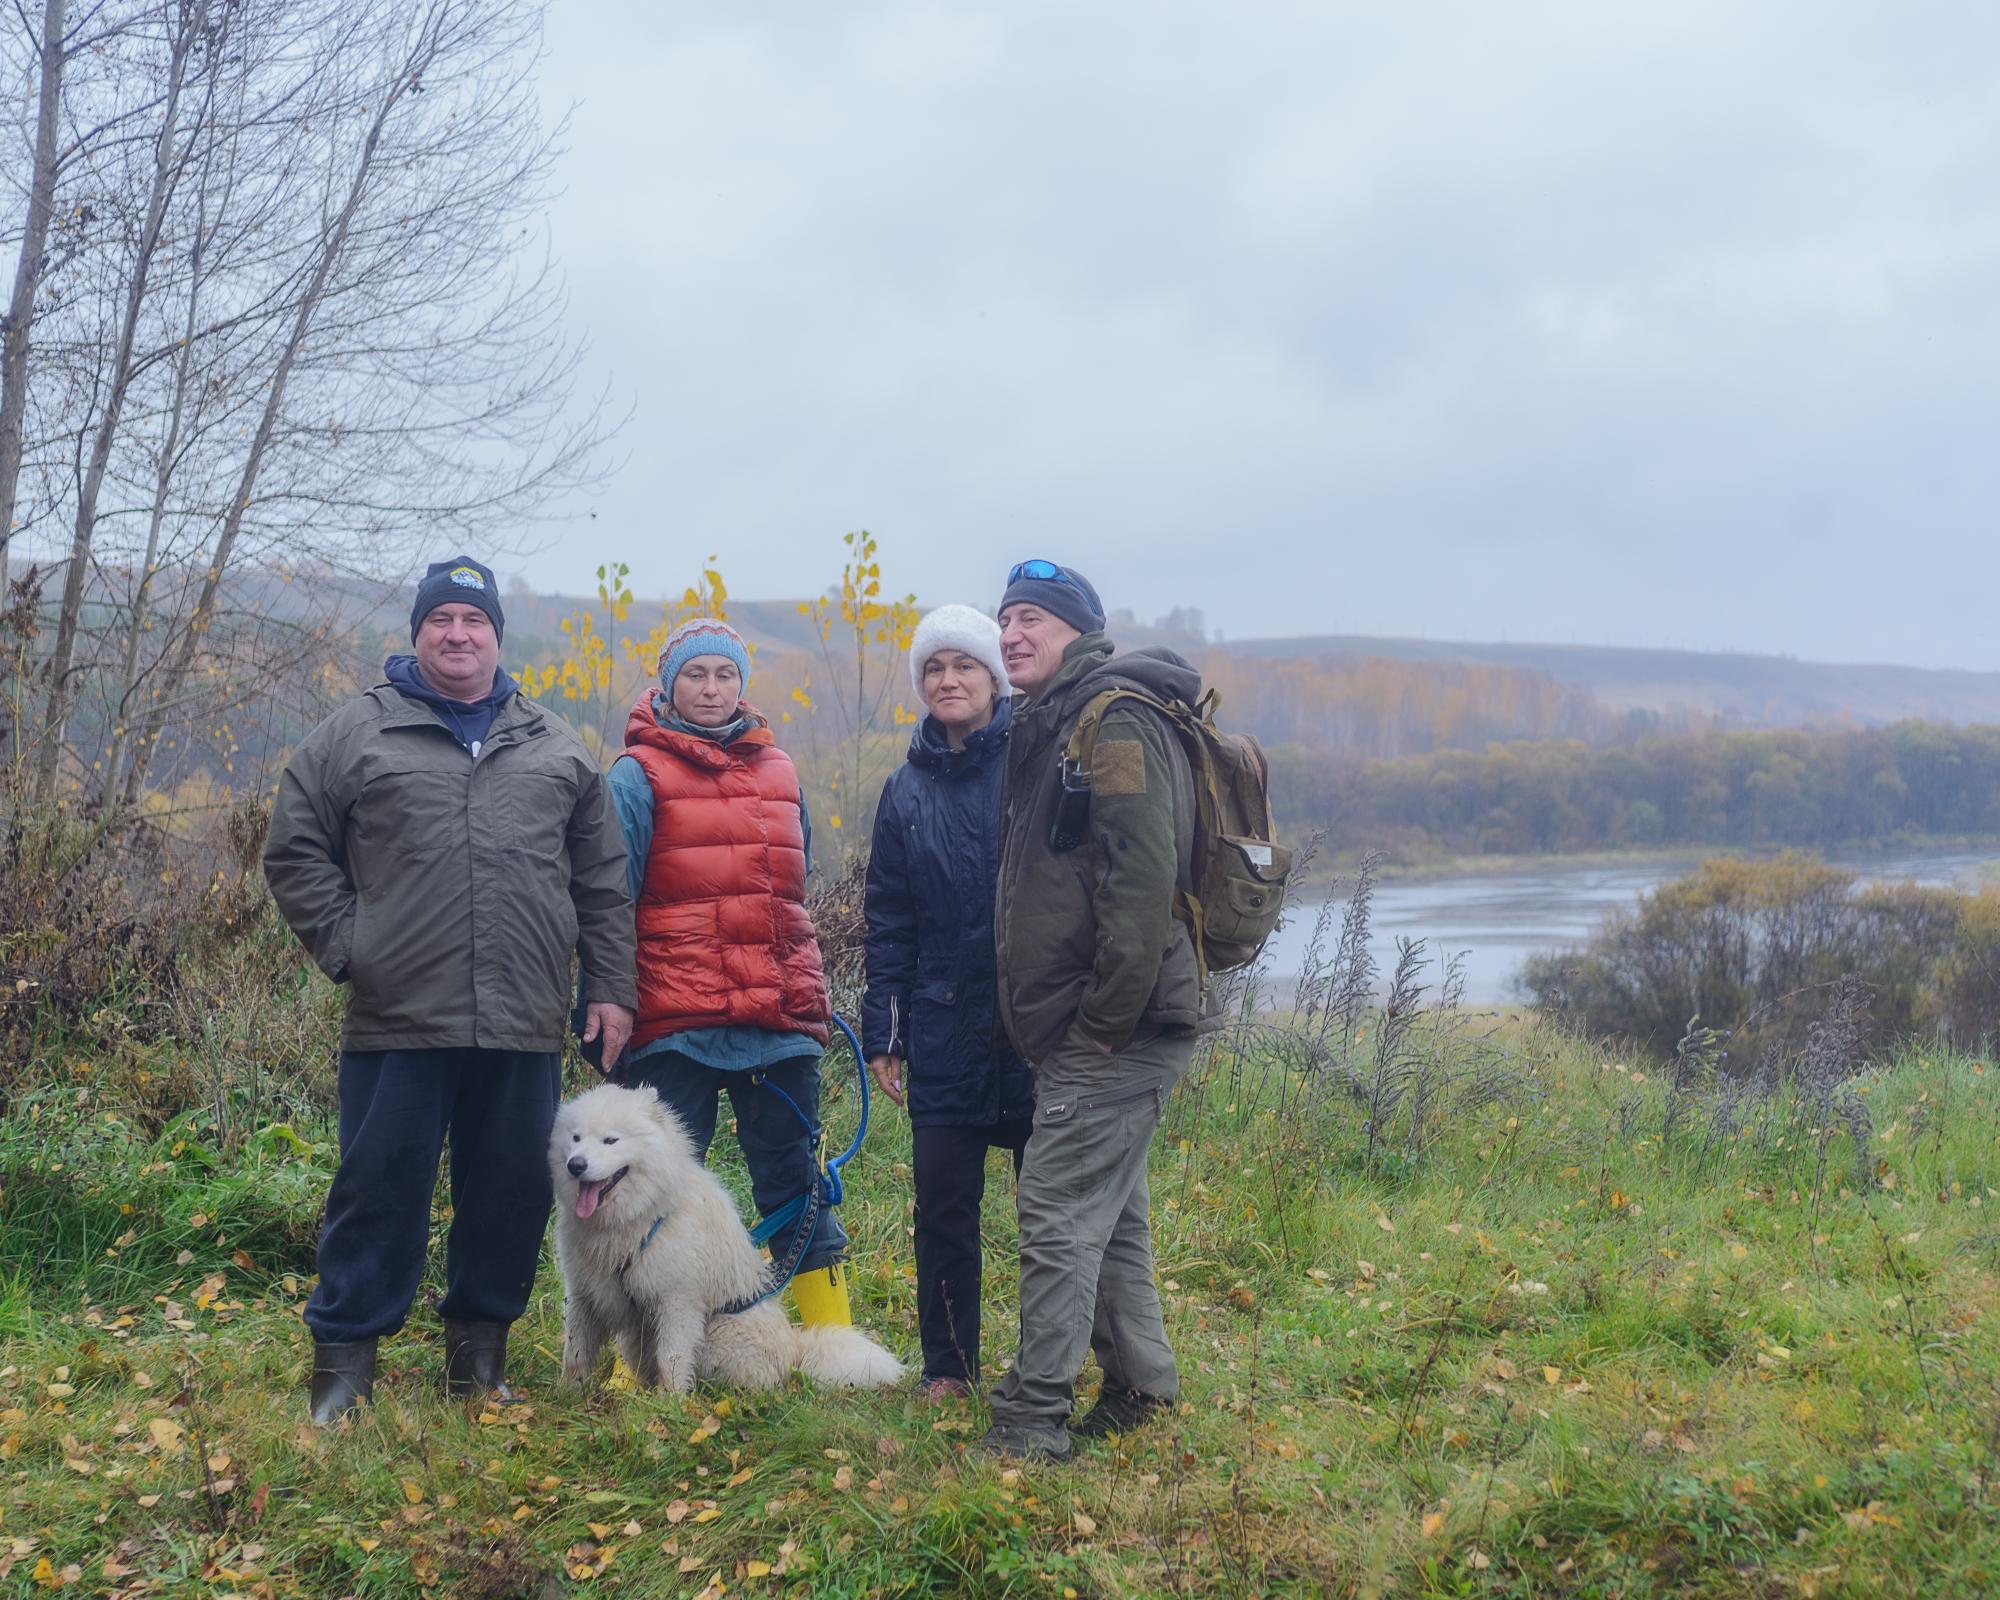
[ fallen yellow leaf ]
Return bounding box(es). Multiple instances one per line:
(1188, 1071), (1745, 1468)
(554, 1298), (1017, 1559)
(1421, 1511), (1445, 1538)
(1073, 1511), (1098, 1536)
(401, 1479), (424, 1504)
(1543, 1367), (1562, 1386)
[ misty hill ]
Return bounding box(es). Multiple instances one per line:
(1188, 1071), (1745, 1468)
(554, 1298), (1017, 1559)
(1221, 634), (2000, 729)
(344, 578), (2000, 733)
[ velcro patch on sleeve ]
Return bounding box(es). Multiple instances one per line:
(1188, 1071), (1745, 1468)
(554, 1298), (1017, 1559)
(1093, 738), (1148, 796)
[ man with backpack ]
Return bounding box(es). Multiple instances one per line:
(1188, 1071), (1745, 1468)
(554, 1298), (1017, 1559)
(980, 560), (1237, 1461)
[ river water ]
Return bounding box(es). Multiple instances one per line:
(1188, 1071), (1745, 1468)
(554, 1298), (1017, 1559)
(1261, 847), (2000, 1006)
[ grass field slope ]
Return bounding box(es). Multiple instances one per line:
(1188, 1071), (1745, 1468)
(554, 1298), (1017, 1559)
(1, 1017), (1995, 1598)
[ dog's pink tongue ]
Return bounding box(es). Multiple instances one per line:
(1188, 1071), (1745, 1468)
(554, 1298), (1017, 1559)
(574, 1181), (602, 1220)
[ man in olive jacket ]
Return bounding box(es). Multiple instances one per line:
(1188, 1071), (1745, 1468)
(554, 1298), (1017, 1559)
(982, 560), (1212, 1461)
(264, 556), (636, 1424)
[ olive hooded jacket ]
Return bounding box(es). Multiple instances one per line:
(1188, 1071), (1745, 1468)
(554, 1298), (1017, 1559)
(993, 633), (1212, 1065)
(263, 674), (637, 1052)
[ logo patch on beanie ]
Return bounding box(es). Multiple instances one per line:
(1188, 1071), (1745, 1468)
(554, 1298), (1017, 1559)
(449, 565), (486, 590)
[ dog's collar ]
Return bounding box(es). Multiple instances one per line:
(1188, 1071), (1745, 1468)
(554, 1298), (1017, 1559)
(615, 1215), (667, 1283)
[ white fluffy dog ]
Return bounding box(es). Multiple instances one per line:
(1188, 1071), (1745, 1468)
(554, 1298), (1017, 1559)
(549, 1083), (904, 1393)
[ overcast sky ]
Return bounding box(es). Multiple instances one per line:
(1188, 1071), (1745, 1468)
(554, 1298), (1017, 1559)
(525, 1), (2000, 670)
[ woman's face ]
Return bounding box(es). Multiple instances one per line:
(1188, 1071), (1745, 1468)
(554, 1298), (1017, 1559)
(922, 650), (998, 733)
(672, 654), (744, 726)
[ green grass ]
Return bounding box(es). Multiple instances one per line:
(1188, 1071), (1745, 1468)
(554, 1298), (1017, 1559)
(3, 1030), (1999, 1597)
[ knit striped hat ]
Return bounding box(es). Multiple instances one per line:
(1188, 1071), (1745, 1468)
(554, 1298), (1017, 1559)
(657, 617), (751, 694)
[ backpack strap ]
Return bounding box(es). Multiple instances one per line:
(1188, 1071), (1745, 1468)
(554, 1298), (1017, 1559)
(1061, 687), (1219, 989)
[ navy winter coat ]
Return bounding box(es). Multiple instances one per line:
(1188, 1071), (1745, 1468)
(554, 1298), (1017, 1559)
(861, 699), (1034, 1129)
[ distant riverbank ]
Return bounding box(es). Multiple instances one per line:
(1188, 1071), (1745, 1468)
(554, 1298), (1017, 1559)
(1295, 834), (2000, 888)
(1268, 842), (2000, 1005)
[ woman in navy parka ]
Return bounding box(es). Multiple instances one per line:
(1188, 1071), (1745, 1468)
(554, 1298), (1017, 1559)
(862, 605), (1034, 1398)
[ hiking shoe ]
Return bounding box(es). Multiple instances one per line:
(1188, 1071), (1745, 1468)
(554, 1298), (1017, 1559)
(974, 1421), (1072, 1463)
(917, 1375), (973, 1401)
(1069, 1387), (1172, 1441)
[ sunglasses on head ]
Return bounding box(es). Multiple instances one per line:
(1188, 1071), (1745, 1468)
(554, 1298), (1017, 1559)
(1007, 558), (1075, 586)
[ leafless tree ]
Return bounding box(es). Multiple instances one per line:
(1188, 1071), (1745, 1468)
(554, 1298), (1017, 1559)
(33, 0), (208, 795)
(2, 0), (615, 810)
(0, 0), (69, 603)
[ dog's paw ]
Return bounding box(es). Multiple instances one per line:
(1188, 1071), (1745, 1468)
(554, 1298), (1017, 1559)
(655, 1354), (695, 1394)
(561, 1339), (604, 1388)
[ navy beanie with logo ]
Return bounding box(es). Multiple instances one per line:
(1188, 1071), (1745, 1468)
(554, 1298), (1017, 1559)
(410, 557), (505, 642)
(997, 562), (1105, 636)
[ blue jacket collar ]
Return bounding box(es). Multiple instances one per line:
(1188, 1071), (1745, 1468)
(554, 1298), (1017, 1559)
(907, 695), (1012, 773)
(383, 652), (516, 713)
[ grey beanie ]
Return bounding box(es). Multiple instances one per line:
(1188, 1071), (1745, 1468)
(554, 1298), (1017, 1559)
(997, 560), (1105, 635)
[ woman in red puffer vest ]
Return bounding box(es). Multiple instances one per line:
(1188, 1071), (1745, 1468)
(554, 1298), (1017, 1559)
(600, 618), (852, 1321)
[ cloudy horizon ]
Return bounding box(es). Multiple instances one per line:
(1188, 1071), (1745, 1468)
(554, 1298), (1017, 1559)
(329, 4), (2000, 669)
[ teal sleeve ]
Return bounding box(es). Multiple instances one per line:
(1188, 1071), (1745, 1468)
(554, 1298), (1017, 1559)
(607, 755), (655, 904)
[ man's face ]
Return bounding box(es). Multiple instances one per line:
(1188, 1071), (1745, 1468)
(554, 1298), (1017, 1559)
(414, 603), (500, 700)
(998, 604), (1081, 696)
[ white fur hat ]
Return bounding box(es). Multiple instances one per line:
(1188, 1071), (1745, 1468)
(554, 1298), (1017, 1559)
(908, 604), (1009, 702)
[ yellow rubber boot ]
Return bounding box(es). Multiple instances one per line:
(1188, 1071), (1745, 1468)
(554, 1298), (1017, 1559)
(788, 1263), (852, 1327)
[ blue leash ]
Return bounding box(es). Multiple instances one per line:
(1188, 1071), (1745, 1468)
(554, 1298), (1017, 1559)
(719, 1014), (872, 1315)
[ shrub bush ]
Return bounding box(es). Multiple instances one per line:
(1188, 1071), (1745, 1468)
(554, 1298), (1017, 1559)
(1522, 853), (1997, 1059)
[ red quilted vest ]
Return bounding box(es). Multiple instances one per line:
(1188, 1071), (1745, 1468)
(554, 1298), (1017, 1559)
(622, 693), (831, 1049)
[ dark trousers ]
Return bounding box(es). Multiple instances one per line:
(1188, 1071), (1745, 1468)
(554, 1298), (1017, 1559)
(621, 1050), (850, 1273)
(912, 1119), (1032, 1384)
(305, 1048), (560, 1344)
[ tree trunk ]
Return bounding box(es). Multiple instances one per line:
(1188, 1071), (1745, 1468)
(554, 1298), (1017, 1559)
(35, 0), (205, 799)
(121, 19), (436, 800)
(0, 0), (69, 604)
(104, 210), (209, 806)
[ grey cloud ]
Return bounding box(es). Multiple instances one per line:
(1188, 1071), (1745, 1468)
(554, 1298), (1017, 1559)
(524, 0), (2000, 666)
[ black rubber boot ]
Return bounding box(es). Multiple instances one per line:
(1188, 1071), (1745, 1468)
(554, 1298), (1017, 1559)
(308, 1339), (376, 1426)
(443, 1320), (521, 1402)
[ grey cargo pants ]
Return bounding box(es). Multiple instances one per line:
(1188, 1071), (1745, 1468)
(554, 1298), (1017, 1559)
(990, 1027), (1196, 1430)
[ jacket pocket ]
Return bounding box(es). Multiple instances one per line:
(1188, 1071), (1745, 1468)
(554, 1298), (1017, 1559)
(503, 765), (578, 858)
(353, 762), (466, 857)
(907, 977), (962, 1079)
(345, 893), (375, 992)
